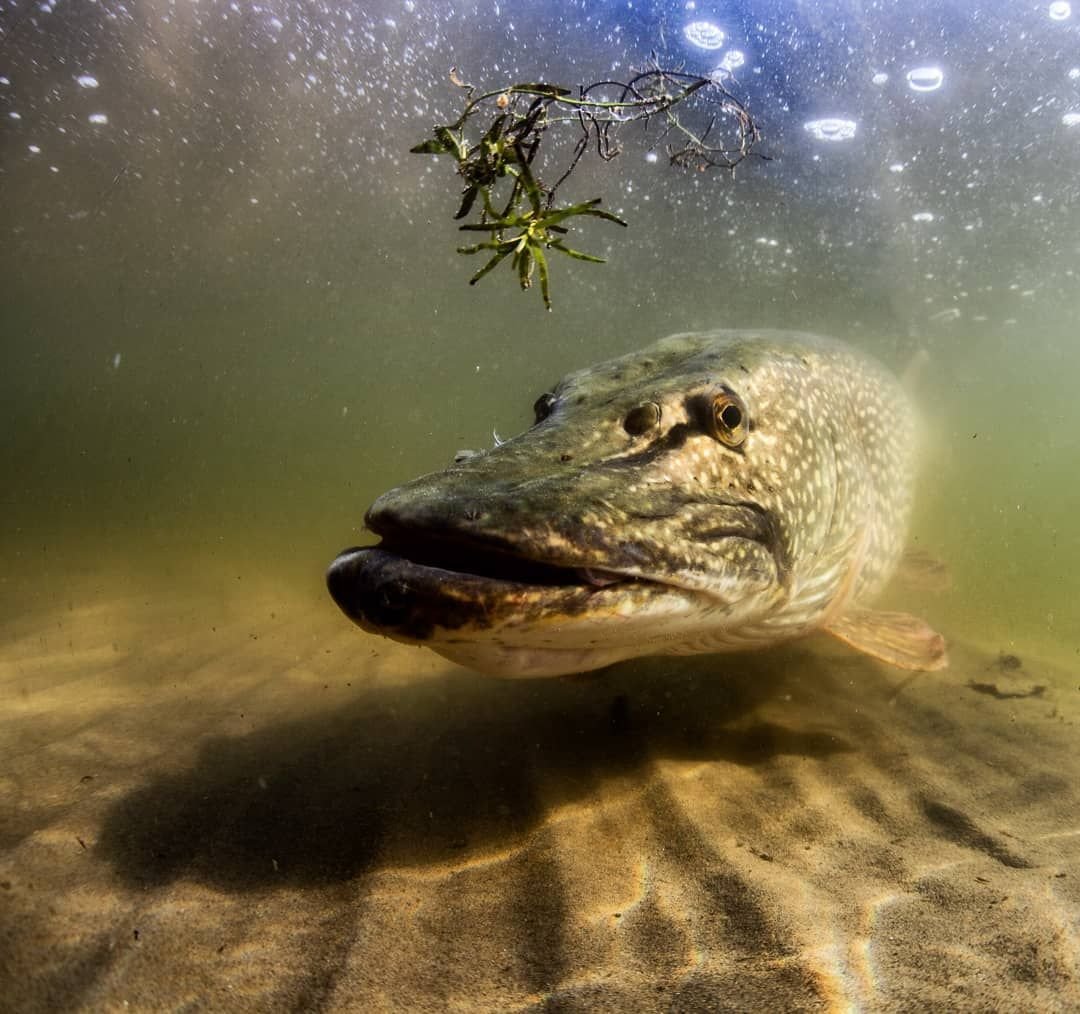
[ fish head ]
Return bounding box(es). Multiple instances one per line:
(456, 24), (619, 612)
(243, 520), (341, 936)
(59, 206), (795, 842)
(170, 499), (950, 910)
(327, 330), (913, 676)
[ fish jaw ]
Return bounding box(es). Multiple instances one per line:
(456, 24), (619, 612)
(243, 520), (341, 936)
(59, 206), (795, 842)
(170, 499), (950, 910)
(326, 545), (720, 676)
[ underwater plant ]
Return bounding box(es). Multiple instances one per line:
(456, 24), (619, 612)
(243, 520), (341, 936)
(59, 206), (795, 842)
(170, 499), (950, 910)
(412, 58), (766, 309)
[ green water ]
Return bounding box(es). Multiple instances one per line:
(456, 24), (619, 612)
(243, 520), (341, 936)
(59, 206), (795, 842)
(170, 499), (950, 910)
(4, 1), (1079, 664)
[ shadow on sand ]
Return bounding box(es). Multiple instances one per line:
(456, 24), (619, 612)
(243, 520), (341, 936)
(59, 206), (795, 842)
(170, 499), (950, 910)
(96, 646), (850, 891)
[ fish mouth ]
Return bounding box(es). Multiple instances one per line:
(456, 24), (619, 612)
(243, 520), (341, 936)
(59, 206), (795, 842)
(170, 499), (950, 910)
(326, 502), (782, 645)
(325, 529), (645, 641)
(352, 527), (633, 589)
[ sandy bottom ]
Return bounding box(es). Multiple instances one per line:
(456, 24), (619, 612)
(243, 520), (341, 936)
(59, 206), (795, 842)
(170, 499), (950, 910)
(1, 573), (1079, 1012)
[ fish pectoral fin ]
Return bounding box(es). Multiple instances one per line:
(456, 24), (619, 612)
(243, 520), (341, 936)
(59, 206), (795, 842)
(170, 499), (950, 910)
(823, 607), (949, 671)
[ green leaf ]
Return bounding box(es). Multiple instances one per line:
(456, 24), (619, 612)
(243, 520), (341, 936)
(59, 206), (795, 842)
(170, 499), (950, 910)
(481, 113), (509, 146)
(542, 199), (628, 229)
(454, 185), (480, 220)
(410, 138), (449, 155)
(516, 243), (534, 290)
(436, 126), (463, 153)
(411, 126), (466, 157)
(513, 155), (544, 212)
(457, 240), (512, 254)
(578, 207), (628, 227)
(458, 220), (523, 233)
(533, 244), (552, 310)
(467, 247), (513, 285)
(549, 241), (606, 264)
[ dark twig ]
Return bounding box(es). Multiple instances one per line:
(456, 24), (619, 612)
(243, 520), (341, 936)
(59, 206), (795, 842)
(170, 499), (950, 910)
(412, 58), (766, 308)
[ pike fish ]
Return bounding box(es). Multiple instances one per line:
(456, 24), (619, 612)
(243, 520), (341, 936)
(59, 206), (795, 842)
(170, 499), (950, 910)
(327, 330), (947, 677)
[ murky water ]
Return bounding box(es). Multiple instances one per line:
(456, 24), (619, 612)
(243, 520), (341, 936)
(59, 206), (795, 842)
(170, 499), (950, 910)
(3, 1), (1079, 1009)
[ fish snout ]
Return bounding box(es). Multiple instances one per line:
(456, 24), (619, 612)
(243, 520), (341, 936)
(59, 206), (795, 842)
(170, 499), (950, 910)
(326, 546), (413, 631)
(363, 478), (491, 540)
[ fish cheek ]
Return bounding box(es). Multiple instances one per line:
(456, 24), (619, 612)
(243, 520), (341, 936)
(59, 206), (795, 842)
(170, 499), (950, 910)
(690, 537), (780, 603)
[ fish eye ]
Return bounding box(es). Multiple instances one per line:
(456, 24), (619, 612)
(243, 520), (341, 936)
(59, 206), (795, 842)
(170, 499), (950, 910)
(720, 403), (742, 429)
(623, 401), (661, 435)
(709, 391), (749, 447)
(533, 392), (556, 424)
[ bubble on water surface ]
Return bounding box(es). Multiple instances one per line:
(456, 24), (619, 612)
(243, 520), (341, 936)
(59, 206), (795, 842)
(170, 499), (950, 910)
(88, 112), (108, 124)
(1048, 1), (1071, 20)
(684, 21), (725, 49)
(907, 66), (944, 92)
(76, 74), (99, 89)
(803, 118), (857, 141)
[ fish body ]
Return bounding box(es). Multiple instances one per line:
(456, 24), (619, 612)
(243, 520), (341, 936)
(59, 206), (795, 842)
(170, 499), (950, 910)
(327, 330), (946, 676)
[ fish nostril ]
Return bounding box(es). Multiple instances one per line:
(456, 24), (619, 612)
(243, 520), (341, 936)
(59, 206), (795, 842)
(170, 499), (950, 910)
(624, 401), (661, 435)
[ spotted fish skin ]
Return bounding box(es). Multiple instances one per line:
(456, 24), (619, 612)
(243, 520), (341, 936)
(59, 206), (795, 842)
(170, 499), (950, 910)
(327, 330), (946, 676)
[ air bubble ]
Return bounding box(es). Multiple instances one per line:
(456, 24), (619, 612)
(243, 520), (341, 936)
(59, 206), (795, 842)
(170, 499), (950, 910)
(684, 20), (725, 50)
(803, 118), (857, 141)
(906, 66), (944, 92)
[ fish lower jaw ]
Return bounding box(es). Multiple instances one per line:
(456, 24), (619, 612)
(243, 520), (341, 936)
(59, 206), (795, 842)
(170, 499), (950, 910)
(373, 609), (795, 678)
(326, 543), (782, 677)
